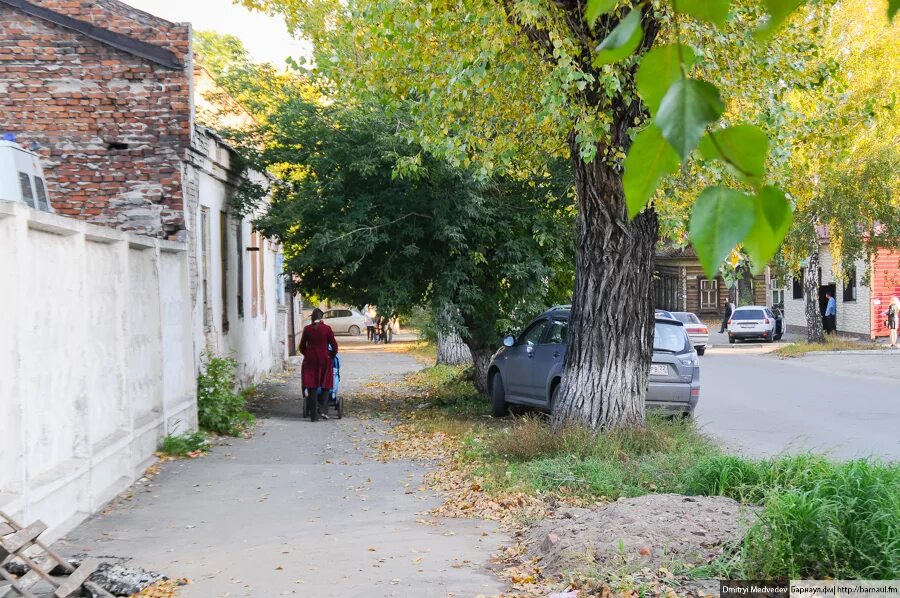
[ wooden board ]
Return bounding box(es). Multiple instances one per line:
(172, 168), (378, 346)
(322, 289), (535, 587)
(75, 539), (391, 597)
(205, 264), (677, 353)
(53, 559), (98, 598)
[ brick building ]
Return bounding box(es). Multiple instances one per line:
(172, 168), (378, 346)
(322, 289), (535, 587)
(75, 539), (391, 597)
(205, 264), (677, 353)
(0, 0), (192, 237)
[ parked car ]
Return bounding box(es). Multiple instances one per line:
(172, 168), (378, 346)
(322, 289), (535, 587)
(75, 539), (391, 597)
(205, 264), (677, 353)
(321, 308), (366, 335)
(672, 312), (709, 355)
(0, 136), (54, 213)
(655, 308), (675, 319)
(488, 306), (699, 418)
(727, 305), (779, 343)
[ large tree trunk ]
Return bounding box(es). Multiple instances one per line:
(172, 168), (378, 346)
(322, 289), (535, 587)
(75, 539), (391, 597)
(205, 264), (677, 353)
(554, 143), (659, 430)
(804, 246), (826, 344)
(463, 338), (493, 395)
(435, 303), (473, 366)
(437, 331), (472, 365)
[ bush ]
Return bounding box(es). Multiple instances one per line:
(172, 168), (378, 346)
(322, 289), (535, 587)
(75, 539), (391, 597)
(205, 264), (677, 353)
(159, 431), (208, 457)
(197, 355), (254, 435)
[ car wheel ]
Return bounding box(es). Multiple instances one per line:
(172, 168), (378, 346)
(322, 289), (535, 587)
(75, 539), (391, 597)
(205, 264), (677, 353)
(349, 325), (361, 336)
(550, 384), (560, 414)
(729, 336), (736, 345)
(696, 346), (705, 356)
(491, 374), (508, 418)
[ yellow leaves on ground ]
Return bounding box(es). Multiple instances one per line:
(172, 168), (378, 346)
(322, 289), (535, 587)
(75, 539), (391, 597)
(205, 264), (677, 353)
(131, 579), (191, 598)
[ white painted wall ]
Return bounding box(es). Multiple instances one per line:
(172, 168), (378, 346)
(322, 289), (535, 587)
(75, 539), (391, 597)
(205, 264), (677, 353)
(0, 201), (195, 541)
(783, 246), (871, 336)
(186, 128), (286, 385)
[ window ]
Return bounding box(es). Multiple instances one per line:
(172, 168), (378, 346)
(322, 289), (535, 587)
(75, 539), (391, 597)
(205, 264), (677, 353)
(220, 212), (229, 333)
(653, 322), (691, 353)
(236, 223), (244, 318)
(323, 310), (338, 319)
(517, 320), (549, 347)
(200, 208), (211, 328)
(772, 288), (785, 306)
(843, 268), (857, 302)
(18, 172), (35, 209)
(545, 320), (568, 344)
(731, 309), (766, 320)
(251, 231), (259, 317)
(34, 177), (49, 211)
(792, 269), (805, 299)
(699, 279), (717, 311)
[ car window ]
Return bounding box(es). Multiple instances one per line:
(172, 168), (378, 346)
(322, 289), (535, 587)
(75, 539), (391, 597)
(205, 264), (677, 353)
(654, 321), (690, 353)
(732, 309), (765, 320)
(545, 319), (568, 344)
(34, 177), (49, 211)
(517, 320), (549, 347)
(339, 310), (352, 318)
(18, 172), (35, 209)
(323, 310), (337, 319)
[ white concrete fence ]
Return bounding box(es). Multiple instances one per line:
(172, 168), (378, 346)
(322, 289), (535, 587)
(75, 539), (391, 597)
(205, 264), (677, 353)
(0, 201), (196, 541)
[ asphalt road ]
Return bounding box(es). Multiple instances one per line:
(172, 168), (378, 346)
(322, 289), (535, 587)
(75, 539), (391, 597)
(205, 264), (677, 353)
(696, 348), (900, 461)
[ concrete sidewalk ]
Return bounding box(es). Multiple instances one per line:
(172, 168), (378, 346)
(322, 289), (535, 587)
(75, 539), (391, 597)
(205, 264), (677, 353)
(57, 345), (507, 597)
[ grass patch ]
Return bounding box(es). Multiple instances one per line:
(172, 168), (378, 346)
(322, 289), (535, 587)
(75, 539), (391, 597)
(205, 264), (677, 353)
(396, 365), (900, 580)
(399, 340), (438, 364)
(158, 431), (208, 457)
(775, 336), (883, 357)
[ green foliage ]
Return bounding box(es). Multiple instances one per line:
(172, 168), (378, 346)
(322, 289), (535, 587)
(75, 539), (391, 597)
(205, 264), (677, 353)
(655, 79), (725, 161)
(592, 8), (643, 66)
(675, 0), (730, 26)
(743, 187), (793, 274)
(699, 125), (769, 185)
(158, 431), (208, 457)
(688, 187), (755, 275)
(635, 44), (696, 116)
(585, 0), (618, 26)
(623, 125), (680, 217)
(197, 356), (255, 436)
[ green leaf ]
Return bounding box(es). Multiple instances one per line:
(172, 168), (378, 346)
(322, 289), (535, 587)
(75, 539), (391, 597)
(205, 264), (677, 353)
(890, 0), (899, 20)
(743, 186), (793, 274)
(623, 125), (681, 218)
(699, 125), (769, 185)
(586, 0), (618, 26)
(689, 186), (755, 277)
(673, 0), (730, 26)
(636, 44), (696, 115)
(593, 8), (643, 66)
(755, 0), (804, 40)
(654, 79), (725, 160)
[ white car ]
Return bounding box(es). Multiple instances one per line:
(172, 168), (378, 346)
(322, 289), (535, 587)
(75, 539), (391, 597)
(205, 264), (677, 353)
(0, 138), (54, 213)
(321, 308), (366, 335)
(727, 305), (778, 344)
(672, 312), (709, 355)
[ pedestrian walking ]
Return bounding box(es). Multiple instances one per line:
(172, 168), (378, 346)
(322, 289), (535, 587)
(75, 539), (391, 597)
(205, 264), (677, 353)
(824, 291), (836, 334)
(364, 308), (375, 342)
(719, 300), (734, 333)
(299, 308), (339, 422)
(885, 296), (899, 349)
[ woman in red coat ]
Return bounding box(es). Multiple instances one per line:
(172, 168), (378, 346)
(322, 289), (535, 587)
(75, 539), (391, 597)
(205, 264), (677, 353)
(299, 308), (339, 421)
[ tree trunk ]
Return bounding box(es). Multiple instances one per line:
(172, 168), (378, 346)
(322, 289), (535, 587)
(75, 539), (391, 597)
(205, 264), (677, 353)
(435, 303), (473, 366)
(437, 331), (472, 365)
(804, 246), (825, 344)
(463, 338), (493, 395)
(554, 142), (659, 430)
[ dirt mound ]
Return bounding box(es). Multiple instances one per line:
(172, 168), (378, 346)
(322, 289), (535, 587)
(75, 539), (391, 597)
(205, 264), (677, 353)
(526, 494), (759, 575)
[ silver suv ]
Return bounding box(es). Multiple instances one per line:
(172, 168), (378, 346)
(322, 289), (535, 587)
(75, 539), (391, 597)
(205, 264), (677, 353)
(487, 306), (700, 417)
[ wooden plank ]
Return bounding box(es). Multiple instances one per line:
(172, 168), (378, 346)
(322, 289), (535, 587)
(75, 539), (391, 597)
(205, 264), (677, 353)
(0, 523), (47, 555)
(0, 568), (40, 598)
(0, 567), (36, 598)
(0, 524), (14, 537)
(53, 559), (98, 598)
(82, 581), (115, 598)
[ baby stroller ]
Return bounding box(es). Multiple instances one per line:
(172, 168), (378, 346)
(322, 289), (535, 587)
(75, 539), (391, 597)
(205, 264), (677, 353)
(302, 354), (342, 420)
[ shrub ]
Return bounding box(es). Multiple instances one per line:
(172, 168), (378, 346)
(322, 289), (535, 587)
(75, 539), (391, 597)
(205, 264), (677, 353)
(159, 431), (208, 457)
(197, 355), (254, 435)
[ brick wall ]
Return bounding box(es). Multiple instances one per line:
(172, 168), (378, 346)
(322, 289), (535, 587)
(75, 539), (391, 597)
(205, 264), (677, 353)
(0, 0), (192, 237)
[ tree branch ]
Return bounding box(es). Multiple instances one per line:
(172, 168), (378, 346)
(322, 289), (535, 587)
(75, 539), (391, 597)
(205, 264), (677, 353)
(324, 212), (433, 244)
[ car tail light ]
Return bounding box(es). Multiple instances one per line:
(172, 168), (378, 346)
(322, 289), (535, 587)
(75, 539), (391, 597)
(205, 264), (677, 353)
(764, 318), (770, 324)
(699, 327), (708, 334)
(727, 320), (732, 326)
(691, 388), (700, 397)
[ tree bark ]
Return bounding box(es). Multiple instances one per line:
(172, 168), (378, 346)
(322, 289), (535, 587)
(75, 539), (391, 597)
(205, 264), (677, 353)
(554, 139), (659, 430)
(804, 246), (826, 344)
(437, 331), (473, 365)
(463, 338), (493, 395)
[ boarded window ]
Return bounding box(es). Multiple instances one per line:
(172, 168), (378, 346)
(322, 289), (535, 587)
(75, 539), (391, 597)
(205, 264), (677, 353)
(251, 231), (259, 317)
(699, 279), (717, 311)
(236, 222), (244, 318)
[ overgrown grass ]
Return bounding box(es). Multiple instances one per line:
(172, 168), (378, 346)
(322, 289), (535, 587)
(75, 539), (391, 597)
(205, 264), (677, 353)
(776, 336), (884, 357)
(197, 355), (255, 436)
(158, 431), (208, 457)
(399, 365), (900, 580)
